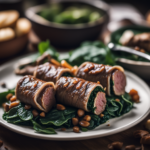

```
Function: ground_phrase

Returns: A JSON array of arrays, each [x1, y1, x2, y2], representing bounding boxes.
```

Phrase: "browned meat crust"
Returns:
[[76, 62, 125, 96], [130, 33, 150, 52], [15, 75, 56, 112], [55, 77, 103, 112], [34, 62, 72, 83]]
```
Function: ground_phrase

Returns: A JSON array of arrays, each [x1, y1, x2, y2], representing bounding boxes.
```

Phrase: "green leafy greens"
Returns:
[[2, 90, 133, 134], [37, 40, 115, 66]]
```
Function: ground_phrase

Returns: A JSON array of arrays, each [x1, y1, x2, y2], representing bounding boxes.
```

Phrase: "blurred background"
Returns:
[[1, 0, 150, 80]]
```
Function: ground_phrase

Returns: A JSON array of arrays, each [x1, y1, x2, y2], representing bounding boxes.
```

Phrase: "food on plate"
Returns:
[[2, 81, 134, 134], [34, 62, 72, 83], [0, 28, 15, 42], [120, 31, 150, 52], [1, 40, 138, 134], [15, 66, 38, 76], [119, 30, 134, 46], [0, 10, 19, 28], [15, 18, 32, 37], [111, 26, 150, 62], [56, 77, 106, 115], [129, 89, 140, 103], [16, 75, 56, 112], [38, 4, 102, 25], [76, 62, 126, 96]]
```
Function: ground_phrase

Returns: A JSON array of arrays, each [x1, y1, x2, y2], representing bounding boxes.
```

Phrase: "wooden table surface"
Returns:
[[0, 53, 150, 150]]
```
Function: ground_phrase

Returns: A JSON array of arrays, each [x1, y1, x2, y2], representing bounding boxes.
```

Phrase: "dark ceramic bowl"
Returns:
[[25, 0, 109, 48]]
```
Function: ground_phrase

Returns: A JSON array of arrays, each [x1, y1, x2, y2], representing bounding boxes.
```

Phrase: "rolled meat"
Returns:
[[56, 77, 106, 115], [34, 62, 72, 83], [15, 75, 56, 112], [76, 62, 126, 96]]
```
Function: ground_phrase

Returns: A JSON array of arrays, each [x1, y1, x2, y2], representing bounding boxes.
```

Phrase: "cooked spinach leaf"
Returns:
[[32, 120, 56, 134], [40, 107, 76, 126]]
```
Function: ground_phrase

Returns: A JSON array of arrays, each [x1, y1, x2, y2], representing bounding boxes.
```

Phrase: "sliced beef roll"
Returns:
[[15, 75, 56, 112], [76, 62, 126, 96], [56, 77, 106, 115], [34, 62, 72, 83]]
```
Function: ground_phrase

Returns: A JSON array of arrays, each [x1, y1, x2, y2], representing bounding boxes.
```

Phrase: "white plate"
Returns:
[[0, 54, 150, 141]]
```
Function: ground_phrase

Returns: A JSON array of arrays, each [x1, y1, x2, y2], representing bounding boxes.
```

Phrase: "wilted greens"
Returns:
[[2, 90, 133, 134], [38, 3, 102, 24], [111, 25, 150, 62], [38, 40, 116, 66]]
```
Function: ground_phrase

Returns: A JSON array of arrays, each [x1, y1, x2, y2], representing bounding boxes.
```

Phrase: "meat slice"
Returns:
[[56, 77, 106, 114], [94, 92, 106, 115], [15, 75, 56, 112], [34, 62, 72, 83], [15, 66, 37, 75], [112, 70, 126, 95], [76, 62, 126, 96]]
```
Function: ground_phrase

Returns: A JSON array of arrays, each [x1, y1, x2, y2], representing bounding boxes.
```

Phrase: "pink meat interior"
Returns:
[[94, 92, 106, 115], [112, 70, 126, 95], [42, 87, 55, 111]]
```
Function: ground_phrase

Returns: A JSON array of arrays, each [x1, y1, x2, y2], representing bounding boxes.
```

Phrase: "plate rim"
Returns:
[[0, 55, 150, 141]]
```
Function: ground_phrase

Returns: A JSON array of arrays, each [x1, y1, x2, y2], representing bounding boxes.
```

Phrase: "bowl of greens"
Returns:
[[110, 25, 150, 80], [25, 0, 109, 48]]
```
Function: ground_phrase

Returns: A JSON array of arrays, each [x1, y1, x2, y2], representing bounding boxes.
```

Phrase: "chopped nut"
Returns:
[[115, 99, 120, 102], [72, 118, 79, 126], [108, 141, 123, 150], [6, 93, 13, 100], [9, 101, 20, 109], [73, 126, 80, 133], [0, 140, 3, 147], [100, 114, 104, 118], [133, 130, 149, 138], [132, 94, 140, 103], [57, 104, 66, 110], [83, 115, 91, 122], [79, 121, 90, 127], [140, 134, 150, 145], [61, 128, 66, 131], [107, 124, 110, 126], [97, 81, 100, 84], [77, 109, 85, 117], [145, 119, 150, 131], [140, 49, 145, 53], [40, 112, 45, 117], [32, 109, 39, 117], [24, 104, 31, 110], [129, 89, 138, 96], [2, 103, 9, 112], [125, 145, 136, 150], [134, 46, 140, 51], [10, 96, 17, 102]]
